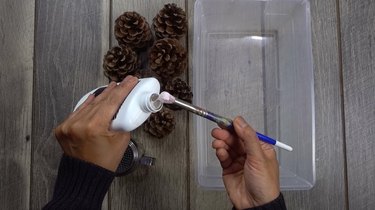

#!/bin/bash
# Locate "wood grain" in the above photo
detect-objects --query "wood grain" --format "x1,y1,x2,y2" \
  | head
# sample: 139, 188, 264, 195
31, 0, 109, 209
0, 0, 34, 209
109, 1, 188, 209
339, 0, 375, 209
282, 0, 347, 209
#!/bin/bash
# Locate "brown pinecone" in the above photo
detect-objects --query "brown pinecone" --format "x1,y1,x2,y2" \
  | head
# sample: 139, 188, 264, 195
144, 108, 175, 138
114, 11, 153, 50
153, 3, 187, 40
163, 78, 193, 110
149, 38, 187, 80
103, 46, 140, 82
134, 69, 163, 82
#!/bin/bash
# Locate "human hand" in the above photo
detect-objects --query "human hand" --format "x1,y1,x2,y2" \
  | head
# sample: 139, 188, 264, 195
211, 116, 280, 209
54, 76, 138, 172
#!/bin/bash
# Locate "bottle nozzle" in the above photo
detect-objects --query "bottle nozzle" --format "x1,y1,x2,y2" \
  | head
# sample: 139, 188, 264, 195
142, 93, 163, 113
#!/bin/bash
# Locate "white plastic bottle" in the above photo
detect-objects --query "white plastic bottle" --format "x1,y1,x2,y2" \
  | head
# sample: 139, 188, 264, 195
74, 77, 162, 132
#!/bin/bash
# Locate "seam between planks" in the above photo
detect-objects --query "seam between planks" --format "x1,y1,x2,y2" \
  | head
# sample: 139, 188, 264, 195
335, 0, 349, 209
30, 0, 39, 208
185, 0, 191, 209
107, 1, 113, 209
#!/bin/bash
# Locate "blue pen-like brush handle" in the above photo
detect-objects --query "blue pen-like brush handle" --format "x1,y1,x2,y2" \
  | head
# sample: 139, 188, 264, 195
206, 112, 292, 151
255, 132, 276, 145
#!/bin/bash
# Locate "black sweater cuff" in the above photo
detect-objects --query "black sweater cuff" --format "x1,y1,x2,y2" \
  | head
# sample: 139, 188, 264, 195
43, 155, 115, 210
233, 193, 287, 210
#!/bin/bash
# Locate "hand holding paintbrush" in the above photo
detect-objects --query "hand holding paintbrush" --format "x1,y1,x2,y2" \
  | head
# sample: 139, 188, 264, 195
158, 91, 286, 208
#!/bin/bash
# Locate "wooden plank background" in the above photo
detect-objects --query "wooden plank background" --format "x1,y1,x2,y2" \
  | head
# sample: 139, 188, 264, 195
282, 0, 348, 209
340, 0, 375, 209
0, 0, 34, 209
31, 0, 109, 209
0, 0, 374, 209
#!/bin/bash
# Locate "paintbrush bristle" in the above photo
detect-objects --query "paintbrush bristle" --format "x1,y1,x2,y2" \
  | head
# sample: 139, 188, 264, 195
158, 91, 176, 104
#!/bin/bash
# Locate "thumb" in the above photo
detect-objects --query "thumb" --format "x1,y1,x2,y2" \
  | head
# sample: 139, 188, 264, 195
233, 116, 263, 157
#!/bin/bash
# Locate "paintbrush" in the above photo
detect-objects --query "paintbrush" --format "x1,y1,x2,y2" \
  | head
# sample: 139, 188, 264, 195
157, 92, 293, 151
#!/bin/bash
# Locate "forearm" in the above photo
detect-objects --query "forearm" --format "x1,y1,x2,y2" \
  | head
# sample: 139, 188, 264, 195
233, 193, 287, 210
43, 155, 115, 210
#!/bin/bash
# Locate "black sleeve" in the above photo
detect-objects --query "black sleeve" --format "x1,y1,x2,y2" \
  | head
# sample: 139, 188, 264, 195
43, 155, 115, 210
233, 193, 287, 210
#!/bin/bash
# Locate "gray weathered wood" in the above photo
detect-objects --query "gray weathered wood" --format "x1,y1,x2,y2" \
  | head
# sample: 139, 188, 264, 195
0, 0, 34, 209
340, 0, 375, 209
31, 0, 109, 209
282, 0, 347, 209
108, 1, 188, 209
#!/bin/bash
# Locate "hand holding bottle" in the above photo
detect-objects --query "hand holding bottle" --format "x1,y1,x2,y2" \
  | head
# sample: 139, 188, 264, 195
54, 76, 138, 172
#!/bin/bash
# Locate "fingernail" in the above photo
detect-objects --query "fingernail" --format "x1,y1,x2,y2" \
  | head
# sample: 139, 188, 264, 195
129, 76, 138, 83
236, 117, 248, 128
121, 76, 131, 84
121, 76, 138, 84
108, 81, 117, 88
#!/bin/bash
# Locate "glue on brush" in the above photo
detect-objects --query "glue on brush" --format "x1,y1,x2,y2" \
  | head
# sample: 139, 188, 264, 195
158, 91, 293, 151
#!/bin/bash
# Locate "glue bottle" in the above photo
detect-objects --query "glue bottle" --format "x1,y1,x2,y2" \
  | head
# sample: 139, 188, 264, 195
74, 77, 162, 132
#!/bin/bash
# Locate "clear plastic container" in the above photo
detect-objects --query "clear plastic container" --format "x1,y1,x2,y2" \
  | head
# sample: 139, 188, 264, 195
193, 0, 315, 190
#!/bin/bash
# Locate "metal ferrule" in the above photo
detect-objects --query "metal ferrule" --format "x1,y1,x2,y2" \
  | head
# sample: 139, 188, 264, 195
173, 99, 208, 117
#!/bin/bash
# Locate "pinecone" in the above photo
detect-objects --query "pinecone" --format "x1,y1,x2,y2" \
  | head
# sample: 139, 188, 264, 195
144, 108, 175, 138
149, 38, 187, 80
114, 11, 153, 50
153, 3, 187, 40
163, 78, 193, 110
103, 46, 140, 82
134, 69, 163, 82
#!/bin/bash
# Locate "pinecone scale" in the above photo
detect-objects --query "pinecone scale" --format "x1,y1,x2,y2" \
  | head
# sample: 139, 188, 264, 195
149, 38, 187, 80
163, 78, 193, 110
153, 3, 187, 39
115, 11, 153, 50
103, 46, 140, 82
144, 108, 176, 138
